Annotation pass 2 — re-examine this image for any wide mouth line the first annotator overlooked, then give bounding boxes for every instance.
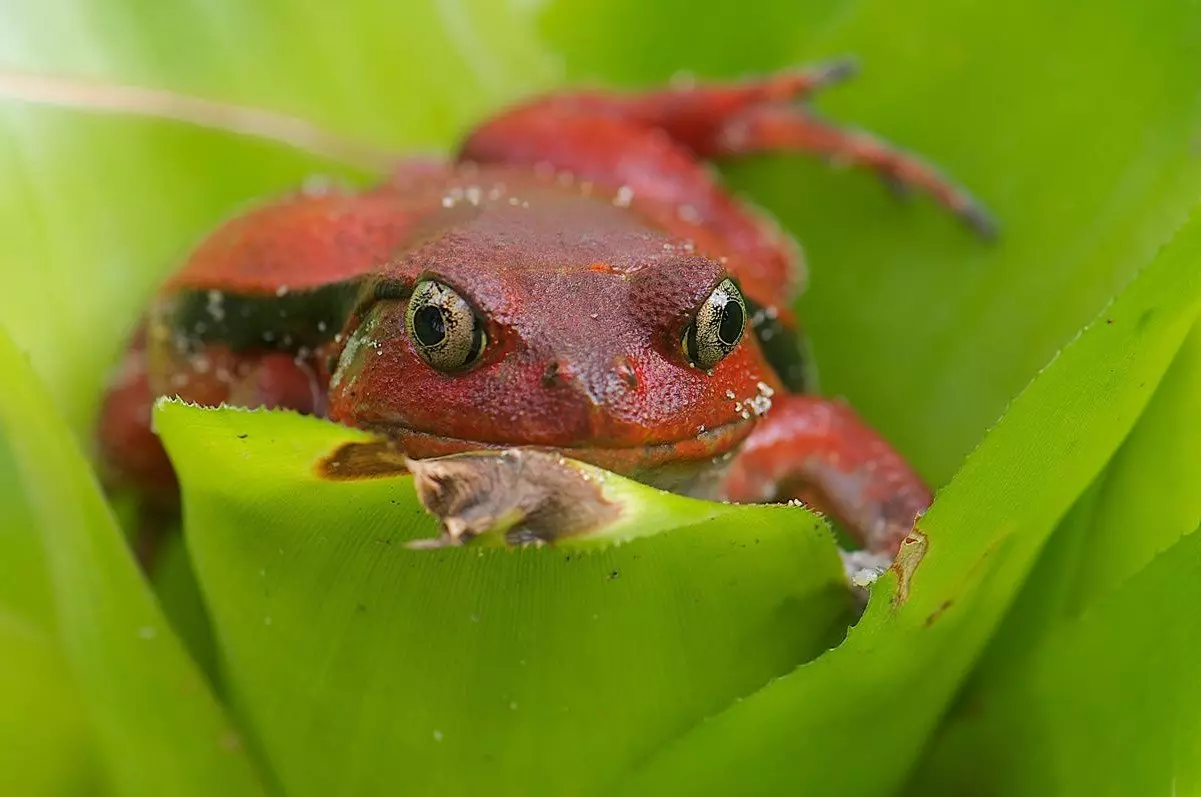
[359,416,754,453]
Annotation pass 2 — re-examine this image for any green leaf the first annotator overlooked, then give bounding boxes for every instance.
[942,317,1201,681]
[0,329,270,797]
[154,401,852,797]
[909,521,1201,796]
[0,610,97,797]
[0,442,54,627]
[614,205,1201,795]
[907,297,1201,794]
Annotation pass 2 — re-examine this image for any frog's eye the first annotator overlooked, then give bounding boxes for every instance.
[405,279,488,372]
[683,278,746,369]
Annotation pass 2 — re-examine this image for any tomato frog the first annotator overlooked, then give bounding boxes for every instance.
[98,60,992,559]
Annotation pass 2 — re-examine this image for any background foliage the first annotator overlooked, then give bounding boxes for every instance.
[1,1,1199,795]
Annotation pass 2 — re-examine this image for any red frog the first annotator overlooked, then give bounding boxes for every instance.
[98,61,991,557]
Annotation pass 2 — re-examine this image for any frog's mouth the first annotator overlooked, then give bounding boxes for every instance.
[360,415,755,483]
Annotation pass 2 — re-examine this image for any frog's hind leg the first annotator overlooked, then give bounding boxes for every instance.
[718,395,932,557]
[460,59,993,244]
[709,103,995,236]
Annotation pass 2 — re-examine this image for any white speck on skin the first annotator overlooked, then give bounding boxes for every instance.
[264,616,273,626]
[441,195,455,208]
[510,701,518,710]
[613,185,635,208]
[433,730,444,742]
[275,285,290,297]
[206,289,225,322]
[137,626,157,640]
[750,394,772,415]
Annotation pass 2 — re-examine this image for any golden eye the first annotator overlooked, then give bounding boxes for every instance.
[405,279,487,372]
[683,278,746,369]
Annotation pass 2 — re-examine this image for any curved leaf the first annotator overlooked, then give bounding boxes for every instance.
[0,328,270,797]
[155,401,852,797]
[909,520,1201,796]
[0,610,96,797]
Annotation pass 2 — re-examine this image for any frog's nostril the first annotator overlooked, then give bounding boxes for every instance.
[547,358,637,410]
[613,356,639,389]
[541,360,565,389]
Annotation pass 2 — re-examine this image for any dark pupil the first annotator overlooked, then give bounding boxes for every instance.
[413,304,447,347]
[717,299,744,346]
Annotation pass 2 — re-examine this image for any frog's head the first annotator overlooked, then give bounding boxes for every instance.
[326,190,782,477]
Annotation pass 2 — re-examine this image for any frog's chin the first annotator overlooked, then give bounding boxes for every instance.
[361,417,755,482]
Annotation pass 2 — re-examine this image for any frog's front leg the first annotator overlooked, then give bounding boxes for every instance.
[719,395,932,557]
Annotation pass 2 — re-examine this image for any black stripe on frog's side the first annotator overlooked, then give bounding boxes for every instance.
[745,296,817,393]
[168,278,365,352]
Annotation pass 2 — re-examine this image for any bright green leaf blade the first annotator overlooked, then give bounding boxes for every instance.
[0,610,97,797]
[909,522,1201,796]
[909,317,1201,791]
[0,329,270,797]
[616,206,1201,795]
[1059,319,1201,608]
[946,317,1201,684]
[0,441,53,627]
[154,402,853,797]
[543,0,1201,484]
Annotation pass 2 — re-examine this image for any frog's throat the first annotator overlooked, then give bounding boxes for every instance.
[359,416,755,479]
